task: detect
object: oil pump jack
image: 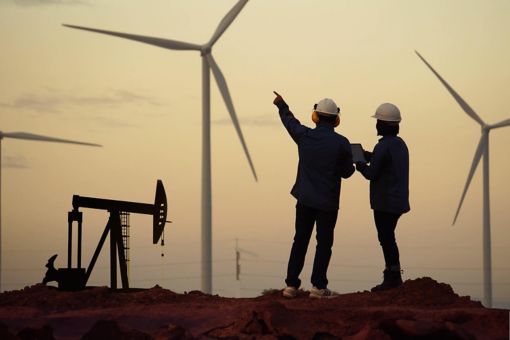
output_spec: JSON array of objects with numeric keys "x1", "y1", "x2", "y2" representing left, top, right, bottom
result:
[{"x1": 43, "y1": 180, "x2": 169, "y2": 290}]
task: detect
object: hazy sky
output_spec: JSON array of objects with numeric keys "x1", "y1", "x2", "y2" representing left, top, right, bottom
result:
[{"x1": 1, "y1": 0, "x2": 509, "y2": 306}]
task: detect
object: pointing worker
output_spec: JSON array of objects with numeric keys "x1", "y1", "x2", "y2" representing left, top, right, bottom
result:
[
  {"x1": 273, "y1": 91, "x2": 355, "y2": 299},
  {"x1": 355, "y1": 103, "x2": 410, "y2": 291}
]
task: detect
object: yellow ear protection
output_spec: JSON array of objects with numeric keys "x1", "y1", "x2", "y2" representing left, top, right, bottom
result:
[
  {"x1": 311, "y1": 110, "x2": 321, "y2": 124},
  {"x1": 334, "y1": 115, "x2": 340, "y2": 127},
  {"x1": 312, "y1": 104, "x2": 340, "y2": 127}
]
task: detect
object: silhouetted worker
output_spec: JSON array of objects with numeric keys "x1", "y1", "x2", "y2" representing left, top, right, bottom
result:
[
  {"x1": 356, "y1": 103, "x2": 410, "y2": 292},
  {"x1": 273, "y1": 91, "x2": 354, "y2": 299}
]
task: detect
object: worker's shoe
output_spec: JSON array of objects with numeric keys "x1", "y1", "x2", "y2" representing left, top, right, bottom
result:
[
  {"x1": 282, "y1": 286, "x2": 298, "y2": 298},
  {"x1": 371, "y1": 268, "x2": 403, "y2": 292},
  {"x1": 309, "y1": 287, "x2": 337, "y2": 299}
]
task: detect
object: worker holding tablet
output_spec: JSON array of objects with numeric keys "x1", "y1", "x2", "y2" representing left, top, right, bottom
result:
[{"x1": 355, "y1": 103, "x2": 410, "y2": 292}]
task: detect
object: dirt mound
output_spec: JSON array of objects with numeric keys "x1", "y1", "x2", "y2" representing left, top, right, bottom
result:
[
  {"x1": 0, "y1": 277, "x2": 507, "y2": 339},
  {"x1": 324, "y1": 277, "x2": 481, "y2": 308},
  {"x1": 0, "y1": 284, "x2": 181, "y2": 311}
]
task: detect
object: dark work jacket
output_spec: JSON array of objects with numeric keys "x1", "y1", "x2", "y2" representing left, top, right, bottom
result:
[
  {"x1": 277, "y1": 102, "x2": 355, "y2": 211},
  {"x1": 358, "y1": 136, "x2": 410, "y2": 214}
]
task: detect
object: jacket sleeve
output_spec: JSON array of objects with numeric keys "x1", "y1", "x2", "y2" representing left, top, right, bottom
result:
[
  {"x1": 340, "y1": 142, "x2": 355, "y2": 179},
  {"x1": 276, "y1": 100, "x2": 309, "y2": 143},
  {"x1": 357, "y1": 142, "x2": 385, "y2": 180}
]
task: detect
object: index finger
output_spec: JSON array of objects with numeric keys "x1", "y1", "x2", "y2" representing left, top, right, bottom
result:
[{"x1": 273, "y1": 91, "x2": 281, "y2": 97}]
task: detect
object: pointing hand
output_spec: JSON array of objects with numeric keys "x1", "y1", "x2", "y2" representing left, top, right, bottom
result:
[{"x1": 273, "y1": 91, "x2": 283, "y2": 105}]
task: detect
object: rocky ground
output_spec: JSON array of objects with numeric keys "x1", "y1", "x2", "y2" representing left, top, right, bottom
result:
[{"x1": 0, "y1": 277, "x2": 508, "y2": 339}]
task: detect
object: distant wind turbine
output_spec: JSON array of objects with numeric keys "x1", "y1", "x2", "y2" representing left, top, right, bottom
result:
[
  {"x1": 63, "y1": 0, "x2": 256, "y2": 294},
  {"x1": 416, "y1": 51, "x2": 510, "y2": 308},
  {"x1": 0, "y1": 131, "x2": 101, "y2": 292}
]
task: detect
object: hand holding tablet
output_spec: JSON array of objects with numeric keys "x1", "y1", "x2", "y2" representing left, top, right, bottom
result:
[{"x1": 350, "y1": 143, "x2": 367, "y2": 163}]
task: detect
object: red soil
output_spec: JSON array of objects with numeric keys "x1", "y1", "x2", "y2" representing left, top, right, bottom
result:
[{"x1": 0, "y1": 277, "x2": 508, "y2": 339}]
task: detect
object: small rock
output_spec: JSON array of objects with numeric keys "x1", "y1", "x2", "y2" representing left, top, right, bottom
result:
[
  {"x1": 18, "y1": 325, "x2": 54, "y2": 340},
  {"x1": 81, "y1": 319, "x2": 152, "y2": 340},
  {"x1": 0, "y1": 322, "x2": 18, "y2": 340},
  {"x1": 154, "y1": 323, "x2": 194, "y2": 340}
]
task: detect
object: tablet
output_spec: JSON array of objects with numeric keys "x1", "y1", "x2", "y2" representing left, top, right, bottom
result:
[{"x1": 350, "y1": 143, "x2": 366, "y2": 163}]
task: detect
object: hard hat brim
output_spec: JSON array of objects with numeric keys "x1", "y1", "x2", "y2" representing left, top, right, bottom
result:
[
  {"x1": 371, "y1": 114, "x2": 401, "y2": 122},
  {"x1": 317, "y1": 111, "x2": 340, "y2": 117}
]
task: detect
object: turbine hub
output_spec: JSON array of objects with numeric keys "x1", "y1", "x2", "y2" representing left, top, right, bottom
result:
[{"x1": 200, "y1": 45, "x2": 212, "y2": 56}]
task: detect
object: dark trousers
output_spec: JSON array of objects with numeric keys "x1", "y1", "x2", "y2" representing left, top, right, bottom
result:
[
  {"x1": 286, "y1": 203, "x2": 338, "y2": 289},
  {"x1": 373, "y1": 210, "x2": 401, "y2": 268}
]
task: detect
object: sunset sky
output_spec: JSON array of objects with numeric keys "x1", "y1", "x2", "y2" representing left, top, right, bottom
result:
[{"x1": 1, "y1": 0, "x2": 509, "y2": 307}]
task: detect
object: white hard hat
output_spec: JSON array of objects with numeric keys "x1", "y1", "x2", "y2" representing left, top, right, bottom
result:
[
  {"x1": 314, "y1": 98, "x2": 340, "y2": 116},
  {"x1": 372, "y1": 103, "x2": 401, "y2": 122}
]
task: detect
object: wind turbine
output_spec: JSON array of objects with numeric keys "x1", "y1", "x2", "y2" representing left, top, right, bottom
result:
[
  {"x1": 63, "y1": 0, "x2": 256, "y2": 294},
  {"x1": 0, "y1": 131, "x2": 101, "y2": 292},
  {"x1": 415, "y1": 51, "x2": 510, "y2": 307}
]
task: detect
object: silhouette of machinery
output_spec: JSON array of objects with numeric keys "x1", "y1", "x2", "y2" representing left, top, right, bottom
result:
[{"x1": 43, "y1": 180, "x2": 168, "y2": 290}]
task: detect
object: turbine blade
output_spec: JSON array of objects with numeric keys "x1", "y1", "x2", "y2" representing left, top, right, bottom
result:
[
  {"x1": 415, "y1": 51, "x2": 486, "y2": 126},
  {"x1": 205, "y1": 54, "x2": 257, "y2": 181},
  {"x1": 2, "y1": 132, "x2": 102, "y2": 147},
  {"x1": 63, "y1": 24, "x2": 202, "y2": 51},
  {"x1": 452, "y1": 133, "x2": 487, "y2": 225},
  {"x1": 208, "y1": 0, "x2": 249, "y2": 47},
  {"x1": 489, "y1": 117, "x2": 510, "y2": 130}
]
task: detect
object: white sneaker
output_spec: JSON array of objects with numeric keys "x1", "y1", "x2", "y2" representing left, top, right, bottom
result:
[
  {"x1": 282, "y1": 286, "x2": 298, "y2": 298},
  {"x1": 309, "y1": 286, "x2": 337, "y2": 299}
]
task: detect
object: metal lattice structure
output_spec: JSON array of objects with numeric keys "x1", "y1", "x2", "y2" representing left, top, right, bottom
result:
[{"x1": 120, "y1": 212, "x2": 130, "y2": 277}]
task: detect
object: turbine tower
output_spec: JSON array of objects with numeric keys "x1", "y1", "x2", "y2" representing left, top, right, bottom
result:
[
  {"x1": 416, "y1": 51, "x2": 510, "y2": 307},
  {"x1": 0, "y1": 131, "x2": 101, "y2": 292},
  {"x1": 63, "y1": 0, "x2": 256, "y2": 294}
]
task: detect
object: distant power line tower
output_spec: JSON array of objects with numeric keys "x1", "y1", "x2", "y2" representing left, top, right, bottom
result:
[{"x1": 235, "y1": 238, "x2": 258, "y2": 297}]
